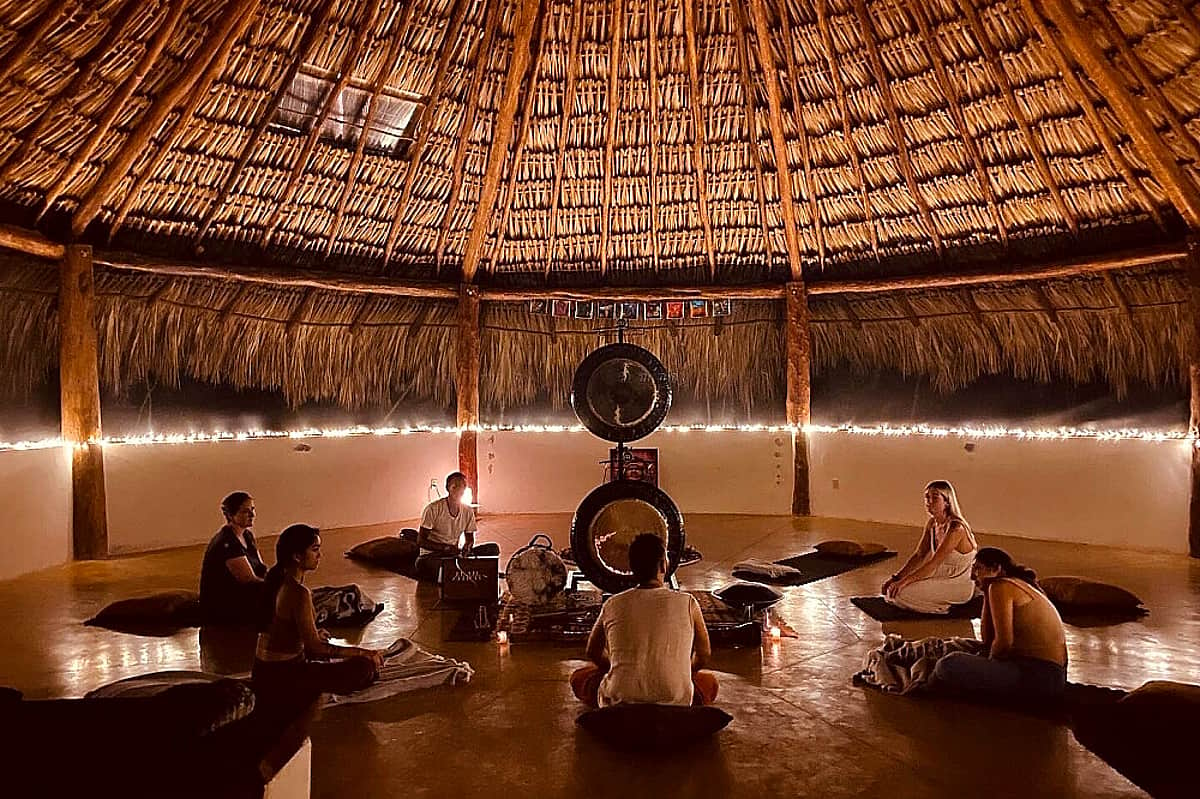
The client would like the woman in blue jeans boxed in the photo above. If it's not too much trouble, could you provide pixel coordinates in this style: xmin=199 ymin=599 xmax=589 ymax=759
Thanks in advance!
xmin=931 ymin=547 xmax=1067 ymax=702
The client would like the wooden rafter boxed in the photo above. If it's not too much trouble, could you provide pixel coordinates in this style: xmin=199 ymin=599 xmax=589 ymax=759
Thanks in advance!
xmin=461 ymin=0 xmax=544 ymax=282
xmin=851 ymin=0 xmax=943 ymax=255
xmin=729 ymin=0 xmax=776 ymax=265
xmin=600 ymin=0 xmax=626 ymax=277
xmin=193 ymin=0 xmax=337 ymax=249
xmin=838 ymin=296 xmax=862 ymax=329
xmin=0 ymin=0 xmax=141 ymax=181
xmin=0 ymin=0 xmax=72 ymax=87
xmin=219 ymin=283 xmax=248 ymax=323
xmin=896 ymin=293 xmax=922 ymax=327
xmin=646 ymin=0 xmax=662 ymax=272
xmin=108 ymin=2 xmax=258 ymax=240
xmin=960 ymin=286 xmax=1005 ymax=352
xmin=545 ymin=0 xmax=586 ymax=275
xmin=142 ymin=278 xmax=173 ymax=307
xmin=1018 ymin=0 xmax=1167 ymax=229
xmin=486 ymin=0 xmax=551 ymax=275
xmin=814 ymin=0 xmax=879 ymax=259
xmin=39 ymin=0 xmax=189 ymax=222
xmin=71 ymin=0 xmax=261 ymax=239
xmin=323 ymin=0 xmax=420 ymax=259
xmin=1089 ymin=2 xmax=1200 ymax=166
xmin=347 ymin=295 xmax=374 ymax=336
xmin=258 ymin=0 xmax=382 ymax=250
xmin=955 ymin=0 xmax=1077 ymax=235
xmin=381 ymin=0 xmax=472 ymax=271
xmin=907 ymin=0 xmax=1007 ymax=247
xmin=1036 ymin=0 xmax=1200 ymax=227
xmin=1031 ymin=283 xmax=1060 ymax=327
xmin=285 ymin=288 xmax=318 ymax=336
xmin=433 ymin=0 xmax=501 ymax=274
xmin=743 ymin=0 xmax=804 ymax=278
xmin=1102 ymin=272 xmax=1135 ymax=321
xmin=772 ymin=0 xmax=825 ymax=270
xmin=681 ymin=0 xmax=718 ymax=277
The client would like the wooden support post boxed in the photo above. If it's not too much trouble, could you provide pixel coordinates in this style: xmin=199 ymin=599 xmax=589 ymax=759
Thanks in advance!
xmin=1187 ymin=238 xmax=1200 ymax=557
xmin=59 ymin=244 xmax=108 ymax=560
xmin=785 ymin=282 xmax=812 ymax=515
xmin=456 ymin=284 xmax=481 ymax=503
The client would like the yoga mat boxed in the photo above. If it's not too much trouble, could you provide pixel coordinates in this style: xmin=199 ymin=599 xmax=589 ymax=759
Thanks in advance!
xmin=738 ymin=550 xmax=897 ymax=586
xmin=850 ymin=594 xmax=984 ymax=621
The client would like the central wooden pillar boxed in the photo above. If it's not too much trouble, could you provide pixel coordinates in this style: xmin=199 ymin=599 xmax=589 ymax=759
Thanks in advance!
xmin=1187 ymin=239 xmax=1200 ymax=557
xmin=455 ymin=284 xmax=481 ymax=503
xmin=59 ymin=243 xmax=108 ymax=560
xmin=785 ymin=282 xmax=812 ymax=515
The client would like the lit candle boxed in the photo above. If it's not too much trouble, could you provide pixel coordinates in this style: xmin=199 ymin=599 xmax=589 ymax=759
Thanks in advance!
xmin=496 ymin=630 xmax=508 ymax=645
xmin=770 ymin=626 xmax=781 ymax=640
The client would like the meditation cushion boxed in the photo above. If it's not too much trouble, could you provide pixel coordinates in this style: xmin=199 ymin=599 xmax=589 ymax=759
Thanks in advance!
xmin=86 ymin=671 xmax=256 ymax=737
xmin=344 ymin=536 xmax=420 ymax=572
xmin=576 ymin=704 xmax=733 ymax=749
xmin=731 ymin=558 xmax=802 ymax=582
xmin=1040 ymin=576 xmax=1145 ymax=613
xmin=1072 ymin=680 xmax=1200 ymax=799
xmin=814 ymin=540 xmax=888 ymax=558
xmin=713 ymin=581 xmax=783 ymax=609
xmin=85 ymin=589 xmax=203 ymax=630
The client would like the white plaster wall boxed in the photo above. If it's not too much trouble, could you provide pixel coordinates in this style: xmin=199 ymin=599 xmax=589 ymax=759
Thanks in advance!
xmin=0 ymin=446 xmax=71 ymax=580
xmin=478 ymin=430 xmax=793 ymax=514
xmin=103 ymin=435 xmax=458 ymax=553
xmin=808 ymin=432 xmax=1190 ymax=553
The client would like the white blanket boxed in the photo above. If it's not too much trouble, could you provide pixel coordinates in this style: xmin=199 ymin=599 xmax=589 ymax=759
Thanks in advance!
xmin=325 ymin=638 xmax=474 ymax=706
xmin=854 ymin=634 xmax=984 ymax=695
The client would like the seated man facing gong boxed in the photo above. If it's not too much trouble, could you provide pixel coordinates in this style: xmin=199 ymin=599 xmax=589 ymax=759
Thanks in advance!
xmin=415 ymin=471 xmax=500 ymax=582
xmin=571 ymin=533 xmax=718 ymax=707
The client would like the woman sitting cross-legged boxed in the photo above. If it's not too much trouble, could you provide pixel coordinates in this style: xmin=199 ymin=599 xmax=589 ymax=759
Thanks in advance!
xmin=252 ymin=524 xmax=384 ymax=710
xmin=881 ymin=480 xmax=978 ymax=614
xmin=199 ymin=491 xmax=268 ymax=625
xmin=570 ymin=533 xmax=718 ymax=708
xmin=929 ymin=547 xmax=1068 ymax=703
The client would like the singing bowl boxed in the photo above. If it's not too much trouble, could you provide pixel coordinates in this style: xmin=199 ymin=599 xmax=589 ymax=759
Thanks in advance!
xmin=570 ymin=343 xmax=672 ymax=443
xmin=570 ymin=480 xmax=685 ymax=594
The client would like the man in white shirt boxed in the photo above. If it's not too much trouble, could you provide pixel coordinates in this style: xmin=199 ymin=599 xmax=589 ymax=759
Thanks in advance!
xmin=414 ymin=472 xmax=499 ymax=582
xmin=571 ymin=533 xmax=718 ymax=707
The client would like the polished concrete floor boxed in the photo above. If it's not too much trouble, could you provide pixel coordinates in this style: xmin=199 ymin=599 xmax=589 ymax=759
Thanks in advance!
xmin=2 ymin=514 xmax=1198 ymax=798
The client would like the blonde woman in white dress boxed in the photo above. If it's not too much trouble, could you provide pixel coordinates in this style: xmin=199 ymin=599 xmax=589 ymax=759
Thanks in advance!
xmin=881 ymin=480 xmax=978 ymax=614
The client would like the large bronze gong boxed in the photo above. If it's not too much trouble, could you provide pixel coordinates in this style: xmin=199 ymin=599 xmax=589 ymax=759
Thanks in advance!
xmin=570 ymin=343 xmax=672 ymax=443
xmin=570 ymin=479 xmax=685 ymax=594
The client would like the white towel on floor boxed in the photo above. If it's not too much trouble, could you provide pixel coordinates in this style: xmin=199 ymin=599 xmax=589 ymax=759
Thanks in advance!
xmin=731 ymin=558 xmax=802 ymax=581
xmin=325 ymin=638 xmax=473 ymax=706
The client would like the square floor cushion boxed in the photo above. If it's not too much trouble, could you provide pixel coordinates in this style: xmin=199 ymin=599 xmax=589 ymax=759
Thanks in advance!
xmin=1040 ymin=576 xmax=1146 ymax=613
xmin=713 ymin=581 xmax=783 ymax=610
xmin=577 ymin=704 xmax=733 ymax=749
xmin=85 ymin=589 xmax=203 ymax=630
xmin=345 ymin=536 xmax=420 ymax=573
xmin=1071 ymin=680 xmax=1200 ymax=799
xmin=813 ymin=540 xmax=889 ymax=558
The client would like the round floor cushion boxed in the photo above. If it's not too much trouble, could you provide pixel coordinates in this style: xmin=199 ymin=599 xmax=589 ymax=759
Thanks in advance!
xmin=1040 ymin=576 xmax=1145 ymax=612
xmin=344 ymin=536 xmax=420 ymax=573
xmin=85 ymin=590 xmax=202 ymax=630
xmin=814 ymin=540 xmax=888 ymax=558
xmin=577 ymin=704 xmax=733 ymax=749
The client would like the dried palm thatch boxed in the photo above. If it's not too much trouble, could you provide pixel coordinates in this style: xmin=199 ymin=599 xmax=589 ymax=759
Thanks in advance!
xmin=0 ymin=249 xmax=1185 ymax=412
xmin=0 ymin=0 xmax=1195 ymax=282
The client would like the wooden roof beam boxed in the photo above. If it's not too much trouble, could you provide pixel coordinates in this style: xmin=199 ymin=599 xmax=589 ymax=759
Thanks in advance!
xmin=433 ymin=0 xmax=501 ymax=275
xmin=109 ymin=2 xmax=259 ymax=239
xmin=219 ymin=283 xmax=248 ymax=323
xmin=461 ymin=0 xmax=544 ymax=282
xmin=744 ymin=0 xmax=804 ymax=279
xmin=955 ymin=0 xmax=1076 ymax=235
xmin=347 ymin=295 xmax=374 ymax=336
xmin=906 ymin=0 xmax=1008 ymax=247
xmin=483 ymin=0 xmax=552 ymax=274
xmin=323 ymin=0 xmax=420 ymax=259
xmin=838 ymin=296 xmax=862 ymax=330
xmin=814 ymin=0 xmax=879 ymax=260
xmin=1103 ymin=271 xmax=1136 ymax=322
xmin=0 ymin=0 xmax=72 ymax=87
xmin=258 ymin=0 xmax=381 ymax=250
xmin=1031 ymin=283 xmax=1060 ymax=327
xmin=192 ymin=0 xmax=337 ymax=250
xmin=773 ymin=0 xmax=826 ymax=270
xmin=600 ymin=0 xmax=626 ymax=278
xmin=850 ymin=0 xmax=943 ymax=256
xmin=544 ymin=0 xmax=586 ymax=276
xmin=1034 ymin=0 xmax=1200 ymax=228
xmin=1018 ymin=0 xmax=1167 ymax=229
xmin=381 ymin=0 xmax=472 ymax=270
xmin=285 ymin=288 xmax=318 ymax=337
xmin=71 ymin=0 xmax=261 ymax=239
xmin=960 ymin=286 xmax=1005 ymax=353
xmin=729 ymin=0 xmax=776 ymax=267
xmin=39 ymin=0 xmax=189 ymax=222
xmin=0 ymin=0 xmax=142 ymax=181
xmin=681 ymin=0 xmax=718 ymax=278
xmin=896 ymin=294 xmax=922 ymax=327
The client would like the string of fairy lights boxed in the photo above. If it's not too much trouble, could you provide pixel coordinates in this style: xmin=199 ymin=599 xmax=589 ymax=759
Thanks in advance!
xmin=0 ymin=422 xmax=1191 ymax=453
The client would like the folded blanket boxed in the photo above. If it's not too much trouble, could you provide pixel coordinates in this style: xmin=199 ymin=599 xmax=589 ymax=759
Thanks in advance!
xmin=326 ymin=638 xmax=473 ymax=706
xmin=853 ymin=634 xmax=984 ymax=695
xmin=731 ymin=558 xmax=803 ymax=583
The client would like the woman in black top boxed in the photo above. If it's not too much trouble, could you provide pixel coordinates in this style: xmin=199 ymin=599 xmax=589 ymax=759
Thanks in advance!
xmin=199 ymin=491 xmax=267 ymax=624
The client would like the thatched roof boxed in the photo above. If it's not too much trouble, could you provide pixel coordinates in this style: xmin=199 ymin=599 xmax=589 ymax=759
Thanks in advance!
xmin=0 ymin=0 xmax=1197 ymax=412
